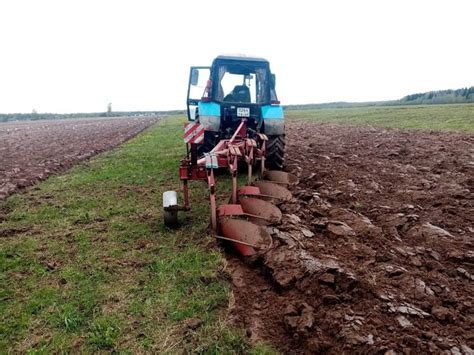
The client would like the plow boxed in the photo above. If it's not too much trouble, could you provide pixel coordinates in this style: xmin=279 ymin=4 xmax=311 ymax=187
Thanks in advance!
xmin=163 ymin=55 xmax=296 ymax=256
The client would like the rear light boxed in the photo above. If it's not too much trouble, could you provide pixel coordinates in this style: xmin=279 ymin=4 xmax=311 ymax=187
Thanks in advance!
xmin=271 ymin=100 xmax=280 ymax=105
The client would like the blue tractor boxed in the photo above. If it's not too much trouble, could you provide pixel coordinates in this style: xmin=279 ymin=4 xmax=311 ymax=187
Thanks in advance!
xmin=186 ymin=55 xmax=285 ymax=169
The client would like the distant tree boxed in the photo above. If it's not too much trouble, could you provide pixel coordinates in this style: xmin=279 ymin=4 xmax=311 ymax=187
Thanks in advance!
xmin=399 ymin=87 xmax=474 ymax=105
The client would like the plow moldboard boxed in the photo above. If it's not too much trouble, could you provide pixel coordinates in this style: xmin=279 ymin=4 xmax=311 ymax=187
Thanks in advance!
xmin=253 ymin=181 xmax=293 ymax=201
xmin=219 ymin=218 xmax=272 ymax=256
xmin=264 ymin=170 xmax=299 ymax=185
xmin=240 ymin=197 xmax=282 ymax=225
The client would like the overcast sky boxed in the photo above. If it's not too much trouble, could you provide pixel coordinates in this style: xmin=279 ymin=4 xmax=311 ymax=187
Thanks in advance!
xmin=0 ymin=0 xmax=473 ymax=113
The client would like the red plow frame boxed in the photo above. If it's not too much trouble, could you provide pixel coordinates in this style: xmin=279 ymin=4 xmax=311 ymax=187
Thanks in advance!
xmin=164 ymin=118 xmax=295 ymax=256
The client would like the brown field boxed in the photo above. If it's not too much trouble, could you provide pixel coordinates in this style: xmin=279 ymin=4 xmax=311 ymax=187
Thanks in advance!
xmin=0 ymin=117 xmax=158 ymax=199
xmin=229 ymin=122 xmax=473 ymax=353
xmin=1 ymin=115 xmax=473 ymax=353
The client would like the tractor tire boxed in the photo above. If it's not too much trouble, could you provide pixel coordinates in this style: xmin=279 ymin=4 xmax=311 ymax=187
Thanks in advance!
xmin=197 ymin=131 xmax=217 ymax=157
xmin=266 ymin=135 xmax=285 ymax=170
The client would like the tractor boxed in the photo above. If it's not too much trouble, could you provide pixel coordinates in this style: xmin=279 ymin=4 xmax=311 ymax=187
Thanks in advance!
xmin=187 ymin=55 xmax=285 ymax=169
xmin=163 ymin=55 xmax=295 ymax=256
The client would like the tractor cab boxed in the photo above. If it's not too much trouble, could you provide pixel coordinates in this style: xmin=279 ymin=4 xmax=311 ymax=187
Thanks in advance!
xmin=210 ymin=56 xmax=276 ymax=105
xmin=187 ymin=56 xmax=277 ymax=115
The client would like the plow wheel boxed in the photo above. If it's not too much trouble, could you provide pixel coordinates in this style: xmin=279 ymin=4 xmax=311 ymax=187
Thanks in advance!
xmin=164 ymin=209 xmax=178 ymax=227
xmin=266 ymin=135 xmax=285 ymax=170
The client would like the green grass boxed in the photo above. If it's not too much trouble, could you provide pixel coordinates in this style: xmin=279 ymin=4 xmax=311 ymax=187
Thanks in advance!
xmin=286 ymin=103 xmax=474 ymax=132
xmin=0 ymin=117 xmax=274 ymax=353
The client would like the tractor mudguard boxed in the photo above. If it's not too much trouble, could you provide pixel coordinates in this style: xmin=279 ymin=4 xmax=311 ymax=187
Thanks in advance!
xmin=261 ymin=105 xmax=284 ymax=135
xmin=198 ymin=102 xmax=221 ymax=132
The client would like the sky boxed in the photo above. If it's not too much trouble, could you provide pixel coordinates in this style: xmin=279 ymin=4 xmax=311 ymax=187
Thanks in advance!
xmin=0 ymin=0 xmax=473 ymax=113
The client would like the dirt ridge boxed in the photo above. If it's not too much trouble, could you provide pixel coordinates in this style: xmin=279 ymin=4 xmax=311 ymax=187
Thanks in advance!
xmin=228 ymin=122 xmax=473 ymax=354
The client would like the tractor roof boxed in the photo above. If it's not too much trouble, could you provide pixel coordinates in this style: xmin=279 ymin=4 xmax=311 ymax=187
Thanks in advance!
xmin=214 ymin=54 xmax=269 ymax=63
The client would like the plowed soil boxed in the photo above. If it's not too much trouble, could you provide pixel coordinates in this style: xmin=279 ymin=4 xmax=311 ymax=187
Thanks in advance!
xmin=228 ymin=122 xmax=473 ymax=354
xmin=0 ymin=117 xmax=158 ymax=200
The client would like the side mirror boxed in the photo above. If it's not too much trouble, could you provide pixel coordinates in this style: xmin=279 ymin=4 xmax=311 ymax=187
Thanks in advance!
xmin=271 ymin=74 xmax=276 ymax=89
xmin=190 ymin=69 xmax=199 ymax=86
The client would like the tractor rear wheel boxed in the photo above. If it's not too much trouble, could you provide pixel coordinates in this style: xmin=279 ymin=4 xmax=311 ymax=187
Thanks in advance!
xmin=266 ymin=135 xmax=285 ymax=170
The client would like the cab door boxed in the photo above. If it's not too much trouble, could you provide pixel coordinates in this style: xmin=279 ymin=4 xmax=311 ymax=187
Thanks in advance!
xmin=187 ymin=67 xmax=211 ymax=121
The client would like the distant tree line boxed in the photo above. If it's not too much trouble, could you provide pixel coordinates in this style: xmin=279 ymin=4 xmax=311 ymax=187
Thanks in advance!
xmin=399 ymin=87 xmax=474 ymax=105
xmin=1 ymin=86 xmax=472 ymax=122
xmin=0 ymin=110 xmax=185 ymax=123
xmin=285 ymin=86 xmax=474 ymax=110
